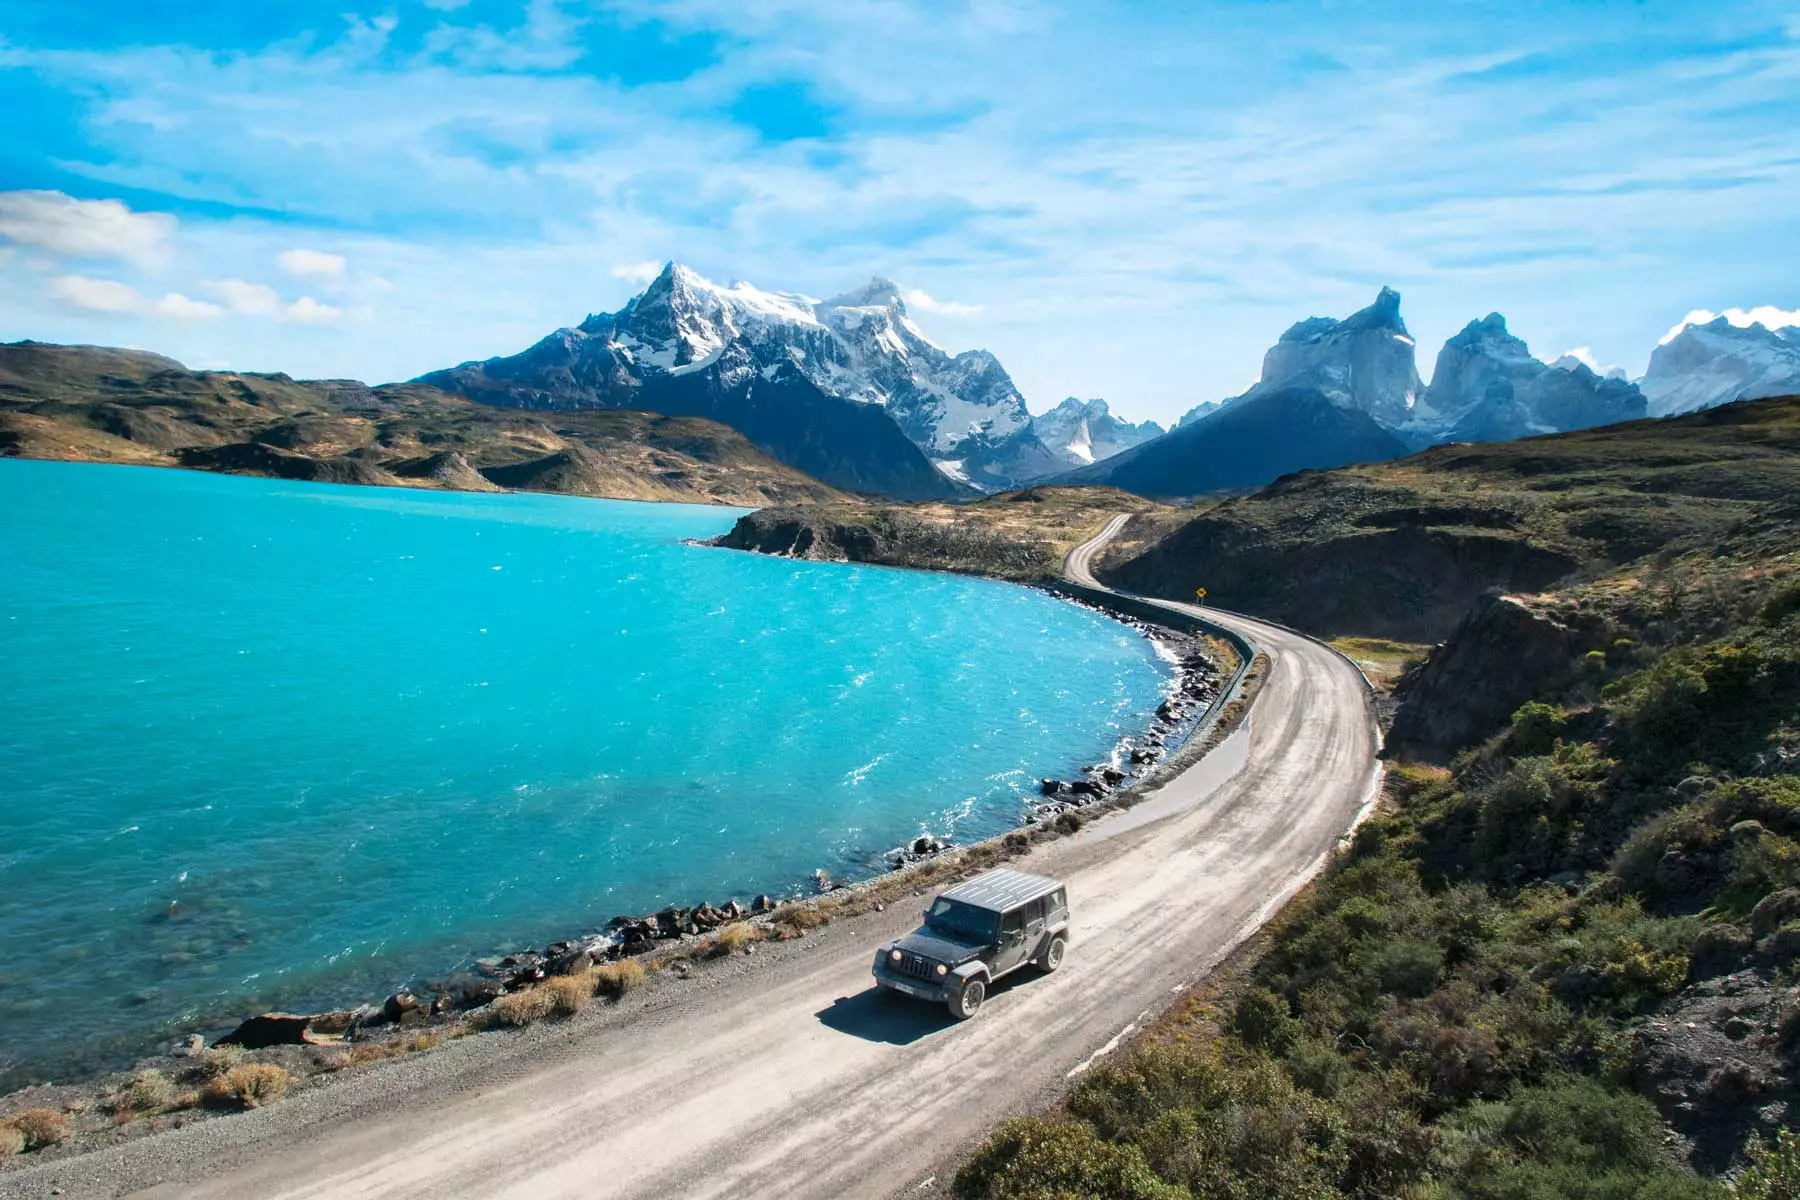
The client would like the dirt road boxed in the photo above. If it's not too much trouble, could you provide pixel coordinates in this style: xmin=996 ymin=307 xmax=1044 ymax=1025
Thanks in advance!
xmin=5 ymin=519 xmax=1378 ymax=1200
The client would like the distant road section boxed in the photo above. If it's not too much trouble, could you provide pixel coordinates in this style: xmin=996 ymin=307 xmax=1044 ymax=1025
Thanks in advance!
xmin=7 ymin=516 xmax=1379 ymax=1200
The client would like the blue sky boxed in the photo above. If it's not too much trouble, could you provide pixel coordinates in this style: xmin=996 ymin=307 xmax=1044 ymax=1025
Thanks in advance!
xmin=1 ymin=0 xmax=1797 ymax=424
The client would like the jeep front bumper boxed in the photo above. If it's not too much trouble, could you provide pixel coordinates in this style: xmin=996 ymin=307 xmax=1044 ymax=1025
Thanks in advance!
xmin=871 ymin=958 xmax=952 ymax=1003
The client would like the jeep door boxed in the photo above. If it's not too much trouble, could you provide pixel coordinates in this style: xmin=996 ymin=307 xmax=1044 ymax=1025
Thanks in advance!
xmin=993 ymin=906 xmax=1032 ymax=975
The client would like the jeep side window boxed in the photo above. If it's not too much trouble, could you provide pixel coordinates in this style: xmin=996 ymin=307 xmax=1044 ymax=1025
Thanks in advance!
xmin=1048 ymin=889 xmax=1066 ymax=915
xmin=1000 ymin=909 xmax=1024 ymax=938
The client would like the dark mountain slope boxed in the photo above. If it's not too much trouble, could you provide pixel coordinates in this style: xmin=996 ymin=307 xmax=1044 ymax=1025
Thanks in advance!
xmin=1051 ymin=385 xmax=1411 ymax=498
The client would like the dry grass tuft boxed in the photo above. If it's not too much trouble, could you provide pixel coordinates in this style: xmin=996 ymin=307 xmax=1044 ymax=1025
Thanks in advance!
xmin=710 ymin=922 xmax=761 ymax=956
xmin=486 ymin=986 xmax=559 ymax=1027
xmin=0 ymin=1123 xmax=26 ymax=1158
xmin=407 ymin=1030 xmax=447 ymax=1053
xmin=122 ymin=1069 xmax=175 ymax=1112
xmin=197 ymin=1043 xmax=246 ymax=1079
xmin=591 ymin=958 xmax=646 ymax=1000
xmin=204 ymin=1063 xmax=292 ymax=1109
xmin=9 ymin=1107 xmax=70 ymax=1148
xmin=541 ymin=972 xmax=595 ymax=1016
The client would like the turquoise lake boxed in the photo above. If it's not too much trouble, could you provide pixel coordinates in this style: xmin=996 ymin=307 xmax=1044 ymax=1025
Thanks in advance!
xmin=0 ymin=459 xmax=1168 ymax=1085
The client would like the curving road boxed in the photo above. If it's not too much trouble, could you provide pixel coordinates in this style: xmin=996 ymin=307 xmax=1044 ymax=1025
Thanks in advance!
xmin=6 ymin=517 xmax=1379 ymax=1200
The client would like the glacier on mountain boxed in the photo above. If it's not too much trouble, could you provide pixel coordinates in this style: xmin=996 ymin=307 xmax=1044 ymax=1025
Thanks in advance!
xmin=1639 ymin=315 xmax=1800 ymax=418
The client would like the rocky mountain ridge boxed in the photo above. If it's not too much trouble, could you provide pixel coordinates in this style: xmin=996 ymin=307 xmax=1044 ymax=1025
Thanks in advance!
xmin=419 ymin=264 xmax=1062 ymax=497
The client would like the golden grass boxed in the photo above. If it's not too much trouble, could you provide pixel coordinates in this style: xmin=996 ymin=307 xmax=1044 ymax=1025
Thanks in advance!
xmin=197 ymin=1043 xmax=246 ymax=1079
xmin=204 ymin=1063 xmax=292 ymax=1109
xmin=7 ymin=1107 xmax=69 ymax=1149
xmin=541 ymin=972 xmax=595 ymax=1016
xmin=486 ymin=986 xmax=559 ymax=1027
xmin=591 ymin=958 xmax=646 ymax=1000
xmin=1327 ymin=636 xmax=1432 ymax=691
xmin=0 ymin=1123 xmax=26 ymax=1158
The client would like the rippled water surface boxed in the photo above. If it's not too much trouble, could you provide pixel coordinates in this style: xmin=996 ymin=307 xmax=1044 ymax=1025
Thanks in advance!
xmin=0 ymin=459 xmax=1167 ymax=1084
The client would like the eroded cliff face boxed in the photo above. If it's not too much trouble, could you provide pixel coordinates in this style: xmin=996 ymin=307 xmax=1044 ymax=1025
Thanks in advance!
xmin=1386 ymin=592 xmax=1599 ymax=759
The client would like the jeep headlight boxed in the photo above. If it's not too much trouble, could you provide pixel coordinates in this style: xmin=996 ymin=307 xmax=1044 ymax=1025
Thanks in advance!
xmin=890 ymin=949 xmax=902 ymax=962
xmin=936 ymin=963 xmax=949 ymax=976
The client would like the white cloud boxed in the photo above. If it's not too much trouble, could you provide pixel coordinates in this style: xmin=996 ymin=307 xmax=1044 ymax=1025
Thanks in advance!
xmin=903 ymin=289 xmax=983 ymax=317
xmin=610 ymin=261 xmax=665 ymax=286
xmin=149 ymin=292 xmax=225 ymax=319
xmin=202 ymin=278 xmax=343 ymax=322
xmin=50 ymin=274 xmax=143 ymax=313
xmin=0 ymin=191 xmax=174 ymax=265
xmin=277 ymin=248 xmax=347 ymax=279
xmin=1660 ymin=305 xmax=1800 ymax=344
xmin=286 ymin=295 xmax=343 ymax=323
xmin=49 ymin=274 xmax=222 ymax=320
xmin=205 ymin=277 xmax=283 ymax=315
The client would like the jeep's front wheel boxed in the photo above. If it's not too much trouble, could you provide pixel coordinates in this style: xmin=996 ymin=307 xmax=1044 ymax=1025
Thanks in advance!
xmin=1040 ymin=935 xmax=1066 ymax=973
xmin=949 ymin=978 xmax=986 ymax=1020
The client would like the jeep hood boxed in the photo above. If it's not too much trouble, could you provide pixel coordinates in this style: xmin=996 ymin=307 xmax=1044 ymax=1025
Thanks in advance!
xmin=895 ymin=928 xmax=986 ymax=966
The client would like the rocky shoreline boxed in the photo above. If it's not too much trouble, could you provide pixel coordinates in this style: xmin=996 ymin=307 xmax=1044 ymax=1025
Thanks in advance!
xmin=0 ymin=599 xmax=1232 ymax=1153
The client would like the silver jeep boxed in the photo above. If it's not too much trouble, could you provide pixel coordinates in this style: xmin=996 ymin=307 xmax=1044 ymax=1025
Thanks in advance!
xmin=870 ymin=868 xmax=1070 ymax=1019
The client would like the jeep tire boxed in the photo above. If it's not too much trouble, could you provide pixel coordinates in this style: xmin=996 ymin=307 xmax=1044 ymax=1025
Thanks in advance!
xmin=1040 ymin=934 xmax=1066 ymax=973
xmin=949 ymin=977 xmax=986 ymax=1020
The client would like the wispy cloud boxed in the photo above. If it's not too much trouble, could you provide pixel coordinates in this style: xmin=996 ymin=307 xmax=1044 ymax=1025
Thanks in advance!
xmin=1 ymin=2 xmax=1797 ymax=418
xmin=278 ymin=249 xmax=347 ymax=279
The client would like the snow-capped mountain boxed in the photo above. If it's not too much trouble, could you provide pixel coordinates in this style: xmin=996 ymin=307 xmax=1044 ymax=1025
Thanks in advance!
xmin=1029 ymin=398 xmax=1165 ymax=469
xmin=1176 ymin=400 xmax=1221 ymax=427
xmin=1417 ymin=313 xmax=1645 ymax=443
xmin=1639 ymin=316 xmax=1800 ymax=418
xmin=1242 ymin=286 xmax=1424 ymax=427
xmin=421 ymin=264 xmax=1057 ymax=494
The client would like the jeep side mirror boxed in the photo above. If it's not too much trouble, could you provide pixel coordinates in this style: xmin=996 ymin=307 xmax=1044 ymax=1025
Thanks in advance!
xmin=922 ymin=909 xmax=931 ymax=921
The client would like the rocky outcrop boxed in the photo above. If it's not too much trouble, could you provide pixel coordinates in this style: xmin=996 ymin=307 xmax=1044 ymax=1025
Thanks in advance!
xmin=177 ymin=442 xmax=397 ymax=486
xmin=217 ymin=1012 xmax=316 ymax=1049
xmin=388 ymin=450 xmax=500 ymax=492
xmin=1387 ymin=593 xmax=1597 ymax=759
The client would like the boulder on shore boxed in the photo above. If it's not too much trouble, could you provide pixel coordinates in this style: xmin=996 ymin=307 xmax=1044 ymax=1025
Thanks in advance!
xmin=218 ymin=1012 xmax=313 ymax=1049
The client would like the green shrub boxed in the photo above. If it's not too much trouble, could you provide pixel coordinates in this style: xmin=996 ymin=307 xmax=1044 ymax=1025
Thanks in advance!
xmin=1232 ymin=987 xmax=1301 ymax=1054
xmin=1739 ymin=1127 xmax=1800 ymax=1200
xmin=1511 ymin=703 xmax=1567 ymax=755
xmin=952 ymin=1116 xmax=1184 ymax=1200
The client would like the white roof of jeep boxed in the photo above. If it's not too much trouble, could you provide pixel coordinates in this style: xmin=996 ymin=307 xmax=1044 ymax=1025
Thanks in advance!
xmin=940 ymin=869 xmax=1063 ymax=913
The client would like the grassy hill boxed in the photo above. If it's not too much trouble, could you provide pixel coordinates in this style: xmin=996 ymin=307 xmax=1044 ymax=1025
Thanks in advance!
xmin=1095 ymin=396 xmax=1800 ymax=643
xmin=714 ymin=485 xmax=1168 ymax=581
xmin=0 ymin=341 xmax=846 ymax=507
xmin=956 ymin=396 xmax=1800 ymax=1199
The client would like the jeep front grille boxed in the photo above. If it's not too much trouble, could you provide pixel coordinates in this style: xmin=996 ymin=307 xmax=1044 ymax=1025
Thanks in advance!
xmin=895 ymin=952 xmax=941 ymax=982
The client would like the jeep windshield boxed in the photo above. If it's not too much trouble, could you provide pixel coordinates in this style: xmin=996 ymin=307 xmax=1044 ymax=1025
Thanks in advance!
xmin=924 ymin=898 xmax=998 ymax=942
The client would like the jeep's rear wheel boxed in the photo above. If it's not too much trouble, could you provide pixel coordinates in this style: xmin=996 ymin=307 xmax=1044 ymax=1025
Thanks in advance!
xmin=949 ymin=978 xmax=986 ymax=1020
xmin=1040 ymin=934 xmax=1066 ymax=973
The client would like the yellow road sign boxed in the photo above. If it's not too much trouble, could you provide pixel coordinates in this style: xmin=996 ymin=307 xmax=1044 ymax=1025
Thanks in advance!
xmin=1195 ymin=587 xmax=1207 ymax=601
